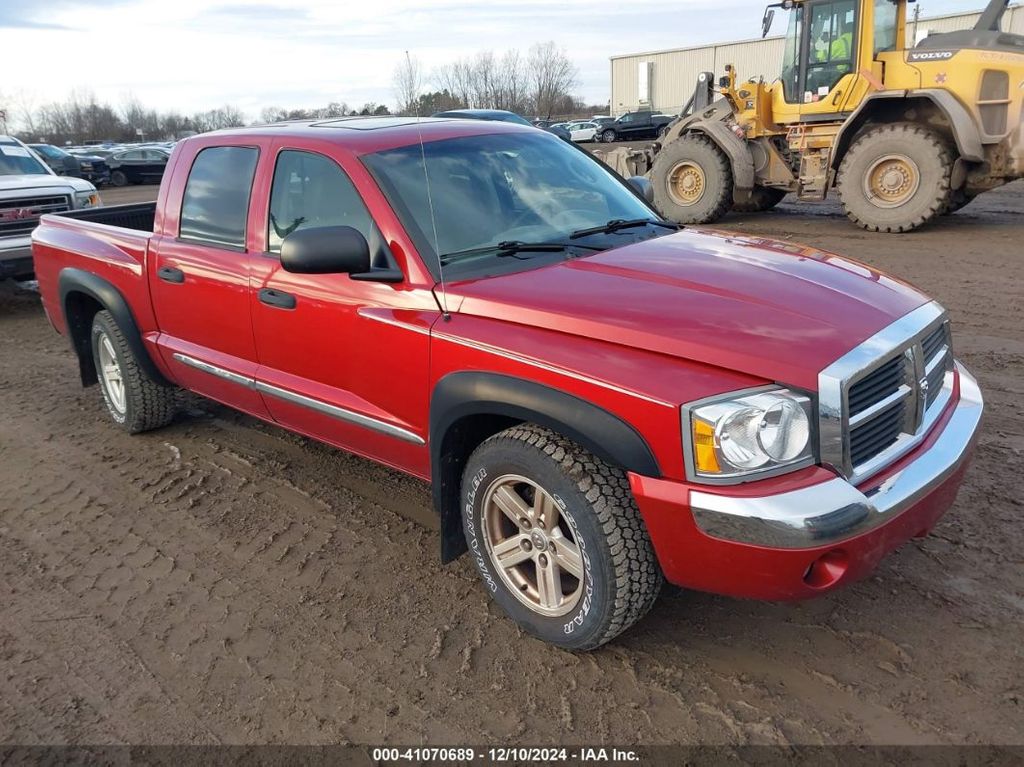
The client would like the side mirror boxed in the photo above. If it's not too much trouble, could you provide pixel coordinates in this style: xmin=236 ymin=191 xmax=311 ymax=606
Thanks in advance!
xmin=627 ymin=176 xmax=654 ymax=204
xmin=280 ymin=225 xmax=371 ymax=275
xmin=762 ymin=8 xmax=775 ymax=38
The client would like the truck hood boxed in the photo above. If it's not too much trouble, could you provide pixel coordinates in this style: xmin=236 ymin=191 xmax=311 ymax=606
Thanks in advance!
xmin=0 ymin=174 xmax=95 ymax=196
xmin=448 ymin=229 xmax=930 ymax=391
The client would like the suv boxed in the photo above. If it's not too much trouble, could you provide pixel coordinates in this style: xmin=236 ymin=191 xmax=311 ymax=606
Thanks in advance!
xmin=1 ymin=135 xmax=102 ymax=280
xmin=29 ymin=144 xmax=111 ymax=187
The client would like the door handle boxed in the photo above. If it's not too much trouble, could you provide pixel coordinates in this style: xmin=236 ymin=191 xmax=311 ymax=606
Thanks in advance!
xmin=157 ymin=266 xmax=185 ymax=284
xmin=258 ymin=287 xmax=297 ymax=310
xmin=831 ymin=90 xmax=844 ymax=106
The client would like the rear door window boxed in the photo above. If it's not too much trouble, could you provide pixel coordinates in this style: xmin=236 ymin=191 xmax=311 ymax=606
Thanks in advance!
xmin=179 ymin=146 xmax=259 ymax=249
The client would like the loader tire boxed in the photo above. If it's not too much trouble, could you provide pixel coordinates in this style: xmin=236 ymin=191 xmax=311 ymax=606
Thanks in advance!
xmin=943 ymin=188 xmax=975 ymax=214
xmin=837 ymin=123 xmax=953 ymax=233
xmin=651 ymin=133 xmax=732 ymax=224
xmin=732 ymin=186 xmax=787 ymax=213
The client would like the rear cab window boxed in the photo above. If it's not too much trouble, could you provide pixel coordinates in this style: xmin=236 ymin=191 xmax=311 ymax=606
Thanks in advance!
xmin=179 ymin=146 xmax=259 ymax=250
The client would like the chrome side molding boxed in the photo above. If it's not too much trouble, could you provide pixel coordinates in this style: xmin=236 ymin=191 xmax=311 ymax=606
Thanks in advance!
xmin=171 ymin=352 xmax=425 ymax=445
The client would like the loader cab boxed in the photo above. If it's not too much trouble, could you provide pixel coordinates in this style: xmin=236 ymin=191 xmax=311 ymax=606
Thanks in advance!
xmin=767 ymin=0 xmax=908 ymax=124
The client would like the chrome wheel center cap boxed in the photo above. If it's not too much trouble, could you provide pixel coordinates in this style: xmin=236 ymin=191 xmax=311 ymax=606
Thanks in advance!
xmin=530 ymin=530 xmax=549 ymax=552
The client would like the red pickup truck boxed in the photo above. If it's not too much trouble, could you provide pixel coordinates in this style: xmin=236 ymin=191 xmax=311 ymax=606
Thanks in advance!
xmin=32 ymin=117 xmax=983 ymax=650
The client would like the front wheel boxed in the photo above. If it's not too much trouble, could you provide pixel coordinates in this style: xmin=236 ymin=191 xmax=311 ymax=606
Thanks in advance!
xmin=110 ymin=170 xmax=128 ymax=187
xmin=91 ymin=310 xmax=176 ymax=433
xmin=601 ymin=129 xmax=616 ymax=143
xmin=461 ymin=424 xmax=662 ymax=650
xmin=837 ymin=123 xmax=953 ymax=233
xmin=651 ymin=133 xmax=733 ymax=224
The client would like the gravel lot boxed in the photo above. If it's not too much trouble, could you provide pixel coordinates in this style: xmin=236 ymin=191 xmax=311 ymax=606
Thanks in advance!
xmin=1 ymin=177 xmax=1022 ymax=746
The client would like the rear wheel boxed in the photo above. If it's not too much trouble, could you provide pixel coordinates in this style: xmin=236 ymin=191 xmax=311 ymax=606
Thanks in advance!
xmin=944 ymin=188 xmax=976 ymax=214
xmin=461 ymin=424 xmax=662 ymax=650
xmin=732 ymin=186 xmax=787 ymax=213
xmin=837 ymin=123 xmax=953 ymax=233
xmin=651 ymin=133 xmax=733 ymax=224
xmin=91 ymin=310 xmax=176 ymax=433
xmin=110 ymin=170 xmax=128 ymax=187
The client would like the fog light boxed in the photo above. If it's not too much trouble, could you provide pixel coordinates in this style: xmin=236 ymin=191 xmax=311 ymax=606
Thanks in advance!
xmin=803 ymin=550 xmax=848 ymax=589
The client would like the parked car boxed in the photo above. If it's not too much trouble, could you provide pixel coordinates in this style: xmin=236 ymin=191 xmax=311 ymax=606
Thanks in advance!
xmin=1 ymin=135 xmax=101 ymax=280
xmin=564 ymin=121 xmax=599 ymax=143
xmin=29 ymin=144 xmax=111 ymax=186
xmin=106 ymin=147 xmax=170 ymax=186
xmin=599 ymin=111 xmax=674 ymax=143
xmin=32 ymin=118 xmax=982 ymax=650
xmin=434 ymin=110 xmax=572 ymax=142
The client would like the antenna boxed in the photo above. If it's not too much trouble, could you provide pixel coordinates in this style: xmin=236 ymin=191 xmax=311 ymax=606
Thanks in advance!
xmin=408 ymin=50 xmax=449 ymax=320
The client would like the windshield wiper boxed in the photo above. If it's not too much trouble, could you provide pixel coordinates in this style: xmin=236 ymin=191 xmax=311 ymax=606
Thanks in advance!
xmin=569 ymin=218 xmax=680 ymax=239
xmin=439 ymin=240 xmax=603 ymax=265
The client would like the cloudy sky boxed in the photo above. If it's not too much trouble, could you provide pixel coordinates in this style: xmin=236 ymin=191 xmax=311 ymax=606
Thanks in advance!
xmin=0 ymin=0 xmax=981 ymax=120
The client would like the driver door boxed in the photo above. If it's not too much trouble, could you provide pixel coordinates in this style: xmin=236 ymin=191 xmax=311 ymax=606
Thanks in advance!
xmin=799 ymin=0 xmax=860 ymax=118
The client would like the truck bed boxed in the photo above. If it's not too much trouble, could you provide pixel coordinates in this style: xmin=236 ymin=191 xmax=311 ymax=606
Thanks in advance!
xmin=54 ymin=202 xmax=156 ymax=232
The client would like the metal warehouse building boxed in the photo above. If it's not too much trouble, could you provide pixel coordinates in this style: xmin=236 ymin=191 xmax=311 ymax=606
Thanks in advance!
xmin=609 ymin=3 xmax=1024 ymax=116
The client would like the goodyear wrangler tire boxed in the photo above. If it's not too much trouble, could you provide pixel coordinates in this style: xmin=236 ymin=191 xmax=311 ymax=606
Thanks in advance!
xmin=837 ymin=123 xmax=953 ymax=233
xmin=461 ymin=424 xmax=662 ymax=650
xmin=651 ymin=133 xmax=733 ymax=224
xmin=91 ymin=310 xmax=176 ymax=434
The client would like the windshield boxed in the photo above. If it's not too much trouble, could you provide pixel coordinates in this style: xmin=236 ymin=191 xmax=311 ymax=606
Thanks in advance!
xmin=32 ymin=145 xmax=68 ymax=160
xmin=363 ymin=131 xmax=658 ymax=278
xmin=0 ymin=141 xmax=51 ymax=176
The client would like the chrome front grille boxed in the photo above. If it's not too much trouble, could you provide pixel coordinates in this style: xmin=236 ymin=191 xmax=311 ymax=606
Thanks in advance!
xmin=0 ymin=195 xmax=71 ymax=237
xmin=818 ymin=303 xmax=955 ymax=484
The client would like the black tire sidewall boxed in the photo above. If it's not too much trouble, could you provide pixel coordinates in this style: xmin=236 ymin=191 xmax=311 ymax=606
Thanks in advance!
xmin=90 ymin=314 xmax=132 ymax=427
xmin=602 ymin=130 xmax=615 ymax=143
xmin=461 ymin=442 xmax=614 ymax=650
xmin=111 ymin=170 xmax=127 ymax=187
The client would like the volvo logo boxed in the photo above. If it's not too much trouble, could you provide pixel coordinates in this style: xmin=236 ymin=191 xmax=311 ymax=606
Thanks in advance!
xmin=908 ymin=50 xmax=955 ymax=61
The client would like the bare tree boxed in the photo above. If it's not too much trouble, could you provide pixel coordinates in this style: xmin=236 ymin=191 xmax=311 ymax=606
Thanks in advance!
xmin=527 ymin=42 xmax=579 ymax=119
xmin=393 ymin=55 xmax=423 ymax=115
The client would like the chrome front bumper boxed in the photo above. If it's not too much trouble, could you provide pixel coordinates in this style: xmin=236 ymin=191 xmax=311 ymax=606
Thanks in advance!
xmin=689 ymin=362 xmax=983 ymax=549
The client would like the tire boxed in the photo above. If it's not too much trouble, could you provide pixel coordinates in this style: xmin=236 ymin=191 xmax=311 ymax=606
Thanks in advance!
xmin=837 ymin=123 xmax=953 ymax=233
xmin=601 ymin=129 xmax=616 ymax=143
xmin=651 ymin=133 xmax=733 ymax=224
xmin=944 ymin=188 xmax=975 ymax=214
xmin=90 ymin=310 xmax=176 ymax=434
xmin=732 ymin=186 xmax=787 ymax=214
xmin=110 ymin=170 xmax=128 ymax=187
xmin=461 ymin=424 xmax=662 ymax=651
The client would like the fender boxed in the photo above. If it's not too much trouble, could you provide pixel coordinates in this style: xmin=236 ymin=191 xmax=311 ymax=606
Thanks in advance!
xmin=695 ymin=120 xmax=757 ymax=196
xmin=831 ymin=90 xmax=985 ymax=170
xmin=430 ymin=372 xmax=661 ymax=563
xmin=58 ymin=267 xmax=170 ymax=387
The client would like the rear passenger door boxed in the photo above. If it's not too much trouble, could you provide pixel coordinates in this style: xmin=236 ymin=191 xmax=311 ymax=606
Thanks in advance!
xmin=248 ymin=145 xmax=432 ymax=475
xmin=149 ymin=142 xmax=271 ymax=418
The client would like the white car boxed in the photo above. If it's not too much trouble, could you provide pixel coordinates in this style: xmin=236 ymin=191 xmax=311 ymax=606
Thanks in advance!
xmin=1 ymin=135 xmax=101 ymax=280
xmin=565 ymin=121 xmax=599 ymax=143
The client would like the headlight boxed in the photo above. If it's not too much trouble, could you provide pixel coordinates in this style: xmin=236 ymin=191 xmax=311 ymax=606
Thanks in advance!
xmin=683 ymin=387 xmax=815 ymax=483
xmin=75 ymin=190 xmax=101 ymax=208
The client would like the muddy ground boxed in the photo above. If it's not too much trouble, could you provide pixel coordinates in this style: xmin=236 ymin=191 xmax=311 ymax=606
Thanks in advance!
xmin=1 ymin=180 xmax=1022 ymax=746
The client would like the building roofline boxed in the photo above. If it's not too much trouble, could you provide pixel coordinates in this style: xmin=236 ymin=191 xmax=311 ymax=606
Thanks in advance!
xmin=609 ymin=3 xmax=1022 ymax=61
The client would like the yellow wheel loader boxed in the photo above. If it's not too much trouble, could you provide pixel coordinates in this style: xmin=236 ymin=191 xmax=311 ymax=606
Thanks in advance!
xmin=620 ymin=0 xmax=1024 ymax=232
